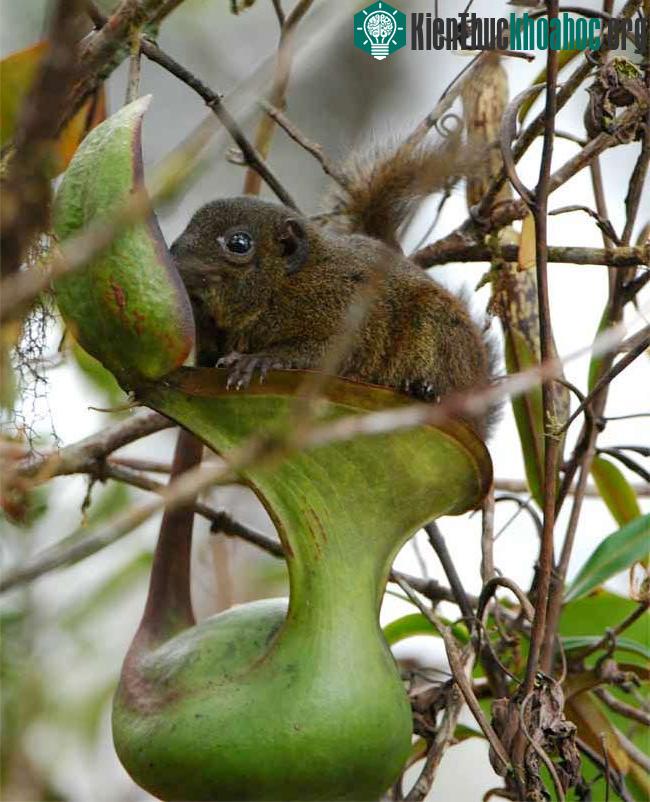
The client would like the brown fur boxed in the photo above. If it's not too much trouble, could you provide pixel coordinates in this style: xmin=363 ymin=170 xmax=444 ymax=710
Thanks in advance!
xmin=325 ymin=135 xmax=468 ymax=248
xmin=172 ymin=187 xmax=499 ymax=437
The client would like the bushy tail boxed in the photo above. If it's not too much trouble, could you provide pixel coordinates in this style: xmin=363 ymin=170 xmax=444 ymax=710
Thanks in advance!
xmin=324 ymin=133 xmax=471 ymax=248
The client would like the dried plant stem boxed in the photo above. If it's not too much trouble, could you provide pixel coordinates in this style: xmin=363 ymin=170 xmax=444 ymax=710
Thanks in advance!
xmin=596 ymin=690 xmax=650 ymax=727
xmin=559 ymin=325 xmax=650 ymax=435
xmin=260 ymin=101 xmax=350 ymax=189
xmin=425 ymin=522 xmax=474 ymax=623
xmin=422 ymin=243 xmax=647 ymax=268
xmin=65 ymin=0 xmax=183 ymax=131
xmin=125 ymin=26 xmax=142 ymax=104
xmin=541 ymin=5 xmax=649 ymax=675
xmin=481 ymin=485 xmax=496 ymax=583
xmin=523 ymin=0 xmax=561 ymax=694
xmin=242 ymin=0 xmax=314 ymax=196
xmin=395 ymin=575 xmax=510 ymax=774
xmin=405 ymin=679 xmax=466 ymax=800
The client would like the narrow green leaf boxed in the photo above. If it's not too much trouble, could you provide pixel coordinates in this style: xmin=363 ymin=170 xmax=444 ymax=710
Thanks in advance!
xmin=588 ymin=307 xmax=611 ymax=391
xmin=382 ymin=612 xmax=469 ymax=646
xmin=453 ymin=724 xmax=483 ymax=742
xmin=565 ymin=514 xmax=650 ymax=601
xmin=591 ymin=455 xmax=641 ymax=527
xmin=560 ymin=590 xmax=648 ymax=666
xmin=506 ymin=328 xmax=544 ymax=505
xmin=561 ymin=635 xmax=649 ymax=661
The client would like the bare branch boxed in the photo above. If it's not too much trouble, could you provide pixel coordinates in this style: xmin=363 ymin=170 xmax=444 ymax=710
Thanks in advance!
xmin=559 ymin=325 xmax=650 ymax=435
xmin=414 ymin=104 xmax=649 ymax=270
xmin=140 ymin=38 xmax=298 ymax=210
xmin=418 ymin=243 xmax=648 ymax=268
xmin=595 ymin=690 xmax=650 ymax=728
xmin=242 ymin=0 xmax=315 ymax=196
xmin=260 ymin=101 xmax=350 ymax=189
xmin=520 ymin=0 xmax=561 ymax=697
xmin=14 ymin=411 xmax=171 ymax=481
xmin=395 ymin=575 xmax=511 ymax=774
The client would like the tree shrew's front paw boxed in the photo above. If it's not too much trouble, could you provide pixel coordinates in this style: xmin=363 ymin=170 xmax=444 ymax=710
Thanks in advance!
xmin=217 ymin=352 xmax=287 ymax=390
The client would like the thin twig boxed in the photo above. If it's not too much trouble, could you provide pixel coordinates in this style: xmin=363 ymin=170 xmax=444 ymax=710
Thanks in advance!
xmin=405 ymin=680 xmax=466 ymax=801
xmin=125 ymin=26 xmax=142 ymax=104
xmin=243 ymin=0 xmax=315 ymax=196
xmin=425 ymin=522 xmax=474 ymax=624
xmin=559 ymin=325 xmax=650 ymax=435
xmin=260 ymin=101 xmax=350 ymax=189
xmin=481 ymin=485 xmax=496 ymax=583
xmin=64 ymin=0 xmax=180 ymax=132
xmin=13 ymin=411 xmax=171 ymax=481
xmin=271 ymin=0 xmax=285 ymax=26
xmin=420 ymin=243 xmax=648 ymax=268
xmin=577 ymin=738 xmax=633 ymax=802
xmin=140 ymin=38 xmax=298 ymax=210
xmin=549 ymin=205 xmax=621 ymax=246
xmin=595 ymin=689 xmax=650 ymax=728
xmin=395 ymin=575 xmax=511 ymax=774
xmin=573 ymin=601 xmax=650 ymax=660
xmin=613 ymin=726 xmax=650 ymax=773
xmin=499 ymin=86 xmax=541 ymax=205
xmin=477 ymin=577 xmax=535 ymax=623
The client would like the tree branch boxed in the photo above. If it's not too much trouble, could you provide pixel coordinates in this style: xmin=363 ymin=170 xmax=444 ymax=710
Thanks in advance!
xmin=140 ymin=38 xmax=298 ymax=209
xmin=418 ymin=243 xmax=648 ymax=269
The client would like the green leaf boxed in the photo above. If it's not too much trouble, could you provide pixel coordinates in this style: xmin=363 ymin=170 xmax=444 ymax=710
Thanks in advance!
xmin=588 ymin=307 xmax=611 ymax=391
xmin=505 ymin=327 xmax=544 ymax=505
xmin=560 ymin=591 xmax=648 ymax=662
xmin=52 ymin=97 xmax=194 ymax=386
xmin=591 ymin=455 xmax=641 ymax=527
xmin=561 ymin=635 xmax=649 ymax=661
xmin=383 ymin=612 xmax=469 ymax=646
xmin=565 ymin=516 xmax=650 ymax=601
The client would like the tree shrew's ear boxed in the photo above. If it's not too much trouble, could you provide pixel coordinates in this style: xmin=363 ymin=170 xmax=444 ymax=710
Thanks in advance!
xmin=278 ymin=218 xmax=309 ymax=275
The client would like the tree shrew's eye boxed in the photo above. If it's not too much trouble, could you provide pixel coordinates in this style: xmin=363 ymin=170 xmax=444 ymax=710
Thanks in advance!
xmin=225 ymin=231 xmax=253 ymax=255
